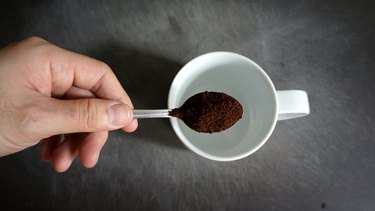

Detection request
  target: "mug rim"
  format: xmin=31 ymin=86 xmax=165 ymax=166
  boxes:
xmin=168 ymin=51 xmax=278 ymax=161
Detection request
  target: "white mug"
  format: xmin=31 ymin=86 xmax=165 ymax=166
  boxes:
xmin=168 ymin=52 xmax=309 ymax=161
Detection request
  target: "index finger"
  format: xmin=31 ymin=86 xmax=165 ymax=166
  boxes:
xmin=47 ymin=45 xmax=138 ymax=131
xmin=48 ymin=47 xmax=130 ymax=103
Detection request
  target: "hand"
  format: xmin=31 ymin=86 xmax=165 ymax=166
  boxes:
xmin=0 ymin=37 xmax=138 ymax=172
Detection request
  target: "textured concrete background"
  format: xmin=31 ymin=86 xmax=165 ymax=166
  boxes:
xmin=0 ymin=0 xmax=374 ymax=210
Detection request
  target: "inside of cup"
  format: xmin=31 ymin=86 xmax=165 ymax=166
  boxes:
xmin=168 ymin=52 xmax=277 ymax=161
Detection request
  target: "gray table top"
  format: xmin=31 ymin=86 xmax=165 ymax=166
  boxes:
xmin=1 ymin=1 xmax=374 ymax=210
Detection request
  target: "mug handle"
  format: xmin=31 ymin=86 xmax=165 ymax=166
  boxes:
xmin=276 ymin=90 xmax=310 ymax=120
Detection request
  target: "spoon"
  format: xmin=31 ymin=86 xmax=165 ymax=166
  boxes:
xmin=131 ymin=91 xmax=243 ymax=133
xmin=133 ymin=109 xmax=170 ymax=119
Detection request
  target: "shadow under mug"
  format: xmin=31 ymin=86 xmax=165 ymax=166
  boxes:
xmin=168 ymin=52 xmax=309 ymax=161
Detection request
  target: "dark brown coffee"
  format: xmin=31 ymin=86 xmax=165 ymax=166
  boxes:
xmin=169 ymin=91 xmax=243 ymax=133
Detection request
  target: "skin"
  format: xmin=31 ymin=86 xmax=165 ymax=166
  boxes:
xmin=0 ymin=36 xmax=138 ymax=172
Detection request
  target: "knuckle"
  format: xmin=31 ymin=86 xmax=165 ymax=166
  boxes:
xmin=24 ymin=36 xmax=47 ymax=44
xmin=99 ymin=61 xmax=111 ymax=71
xmin=18 ymin=36 xmax=50 ymax=50
xmin=78 ymin=99 xmax=100 ymax=130
xmin=9 ymin=37 xmax=53 ymax=61
xmin=16 ymin=37 xmax=54 ymax=59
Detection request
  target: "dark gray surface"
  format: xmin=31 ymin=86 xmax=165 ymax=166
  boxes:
xmin=0 ymin=0 xmax=374 ymax=210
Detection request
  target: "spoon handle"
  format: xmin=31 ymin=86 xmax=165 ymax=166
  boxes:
xmin=132 ymin=109 xmax=171 ymax=119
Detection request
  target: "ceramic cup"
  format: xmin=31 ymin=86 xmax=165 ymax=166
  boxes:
xmin=168 ymin=52 xmax=309 ymax=161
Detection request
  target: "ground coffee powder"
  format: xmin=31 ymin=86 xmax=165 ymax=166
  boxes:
xmin=169 ymin=91 xmax=243 ymax=133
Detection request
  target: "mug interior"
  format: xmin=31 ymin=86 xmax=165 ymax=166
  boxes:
xmin=168 ymin=52 xmax=277 ymax=161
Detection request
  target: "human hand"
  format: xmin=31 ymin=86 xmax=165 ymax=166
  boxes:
xmin=0 ymin=37 xmax=138 ymax=172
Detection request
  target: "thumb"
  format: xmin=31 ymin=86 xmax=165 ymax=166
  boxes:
xmin=38 ymin=98 xmax=133 ymax=138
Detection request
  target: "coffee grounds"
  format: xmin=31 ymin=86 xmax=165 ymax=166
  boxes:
xmin=169 ymin=91 xmax=243 ymax=133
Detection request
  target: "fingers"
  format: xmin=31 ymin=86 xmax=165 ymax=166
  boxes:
xmin=78 ymin=131 xmax=108 ymax=168
xmin=61 ymin=87 xmax=138 ymax=132
xmin=122 ymin=120 xmax=138 ymax=132
xmin=47 ymin=46 xmax=130 ymax=102
xmin=40 ymin=132 xmax=109 ymax=172
xmin=62 ymin=86 xmax=96 ymax=99
xmin=27 ymin=98 xmax=132 ymax=141
xmin=36 ymin=85 xmax=134 ymax=172
xmin=50 ymin=44 xmax=138 ymax=132
xmin=51 ymin=134 xmax=81 ymax=172
xmin=47 ymin=43 xmax=139 ymax=132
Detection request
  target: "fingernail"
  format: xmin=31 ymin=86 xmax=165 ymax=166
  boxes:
xmin=109 ymin=103 xmax=132 ymax=127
